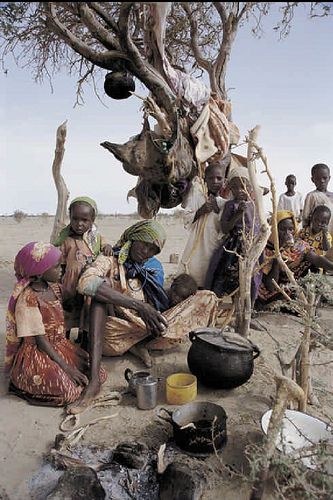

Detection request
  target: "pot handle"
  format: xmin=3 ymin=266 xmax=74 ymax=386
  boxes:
xmin=189 ymin=327 xmax=222 ymax=342
xmin=248 ymin=340 xmax=260 ymax=359
xmin=156 ymin=407 xmax=173 ymax=424
xmin=124 ymin=368 xmax=133 ymax=382
xmin=189 ymin=331 xmax=196 ymax=343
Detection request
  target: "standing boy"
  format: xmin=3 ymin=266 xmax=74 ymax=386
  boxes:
xmin=303 ymin=163 xmax=333 ymax=261
xmin=177 ymin=162 xmax=226 ymax=288
xmin=278 ymin=174 xmax=303 ymax=222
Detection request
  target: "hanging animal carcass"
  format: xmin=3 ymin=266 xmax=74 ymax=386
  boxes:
xmin=101 ymin=116 xmax=197 ymax=217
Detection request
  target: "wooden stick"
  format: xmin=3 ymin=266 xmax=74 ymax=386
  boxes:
xmin=299 ymin=288 xmax=316 ymax=411
xmin=250 ymin=373 xmax=305 ymax=500
xmin=236 ymin=125 xmax=270 ymax=336
xmin=271 ymin=278 xmax=292 ymax=302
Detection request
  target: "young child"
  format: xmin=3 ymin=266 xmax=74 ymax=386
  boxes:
xmin=298 ymin=205 xmax=332 ymax=256
xmin=177 ymin=162 xmax=226 ymax=287
xmin=166 ymin=273 xmax=198 ymax=308
xmin=278 ymin=174 xmax=303 ymax=222
xmin=205 ymin=167 xmax=261 ymax=301
xmin=5 ymin=241 xmax=106 ymax=407
xmin=55 ymin=196 xmax=112 ymax=343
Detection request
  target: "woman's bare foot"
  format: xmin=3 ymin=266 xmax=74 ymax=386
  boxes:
xmin=67 ymin=380 xmax=101 ymax=414
xmin=129 ymin=345 xmax=153 ymax=368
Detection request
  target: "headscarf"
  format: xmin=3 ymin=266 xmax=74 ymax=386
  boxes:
xmin=54 ymin=196 xmax=101 ymax=257
xmin=70 ymin=196 xmax=98 ymax=215
xmin=267 ymin=211 xmax=298 ymax=249
xmin=5 ymin=242 xmax=62 ymax=376
xmin=276 ymin=210 xmax=297 ymax=232
xmin=116 ymin=220 xmax=166 ymax=265
xmin=264 ymin=213 xmax=309 ymax=279
xmin=114 ymin=220 xmax=169 ymax=311
xmin=228 ymin=165 xmax=250 ymax=182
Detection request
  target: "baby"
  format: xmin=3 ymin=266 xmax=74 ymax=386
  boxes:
xmin=166 ymin=273 xmax=198 ymax=308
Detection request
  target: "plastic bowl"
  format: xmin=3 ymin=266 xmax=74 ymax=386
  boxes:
xmin=261 ymin=409 xmax=333 ymax=472
xmin=166 ymin=373 xmax=197 ymax=405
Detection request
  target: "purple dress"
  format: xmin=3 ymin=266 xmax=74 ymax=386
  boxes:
xmin=205 ymin=200 xmax=262 ymax=301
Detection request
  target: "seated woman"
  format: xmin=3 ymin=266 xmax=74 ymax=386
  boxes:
xmin=69 ymin=220 xmax=218 ymax=414
xmin=5 ymin=241 xmax=106 ymax=407
xmin=256 ymin=210 xmax=333 ymax=307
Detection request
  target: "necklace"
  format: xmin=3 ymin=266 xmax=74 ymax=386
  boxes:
xmin=127 ymin=270 xmax=147 ymax=292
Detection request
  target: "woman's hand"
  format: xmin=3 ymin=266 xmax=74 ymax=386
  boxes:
xmin=136 ymin=302 xmax=168 ymax=337
xmin=66 ymin=366 xmax=89 ymax=386
xmin=102 ymin=244 xmax=113 ymax=256
xmin=322 ymin=226 xmax=330 ymax=252
xmin=35 ymin=335 xmax=89 ymax=386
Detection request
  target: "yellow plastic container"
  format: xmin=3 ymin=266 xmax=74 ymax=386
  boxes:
xmin=166 ymin=373 xmax=197 ymax=405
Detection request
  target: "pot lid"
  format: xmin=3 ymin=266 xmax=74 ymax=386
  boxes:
xmin=192 ymin=329 xmax=256 ymax=353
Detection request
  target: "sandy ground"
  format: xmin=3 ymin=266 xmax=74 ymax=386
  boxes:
xmin=0 ymin=215 xmax=332 ymax=499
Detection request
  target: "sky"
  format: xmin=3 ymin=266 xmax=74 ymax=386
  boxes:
xmin=1 ymin=4 xmax=333 ymax=215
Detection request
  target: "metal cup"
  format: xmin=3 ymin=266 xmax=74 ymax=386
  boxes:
xmin=136 ymin=376 xmax=158 ymax=410
xmin=124 ymin=368 xmax=151 ymax=395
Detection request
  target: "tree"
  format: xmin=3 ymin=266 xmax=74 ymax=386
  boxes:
xmin=0 ymin=2 xmax=331 ymax=219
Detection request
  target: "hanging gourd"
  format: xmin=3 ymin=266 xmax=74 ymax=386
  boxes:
xmin=104 ymin=71 xmax=135 ymax=100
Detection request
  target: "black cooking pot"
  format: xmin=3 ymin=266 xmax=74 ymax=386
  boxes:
xmin=187 ymin=328 xmax=260 ymax=389
xmin=157 ymin=401 xmax=227 ymax=456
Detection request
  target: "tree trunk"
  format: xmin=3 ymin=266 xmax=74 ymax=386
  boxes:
xmin=50 ymin=121 xmax=69 ymax=244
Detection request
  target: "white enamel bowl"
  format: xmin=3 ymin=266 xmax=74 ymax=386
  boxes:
xmin=261 ymin=409 xmax=333 ymax=472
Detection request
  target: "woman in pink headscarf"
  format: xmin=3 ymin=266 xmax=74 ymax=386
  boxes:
xmin=5 ymin=241 xmax=106 ymax=407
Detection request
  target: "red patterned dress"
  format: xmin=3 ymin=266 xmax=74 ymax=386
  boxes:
xmin=10 ymin=283 xmax=106 ymax=406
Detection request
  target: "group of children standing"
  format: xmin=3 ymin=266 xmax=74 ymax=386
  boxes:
xmin=177 ymin=161 xmax=333 ymax=303
xmin=278 ymin=163 xmax=333 ymax=257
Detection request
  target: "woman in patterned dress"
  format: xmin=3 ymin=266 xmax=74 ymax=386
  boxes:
xmin=256 ymin=211 xmax=333 ymax=307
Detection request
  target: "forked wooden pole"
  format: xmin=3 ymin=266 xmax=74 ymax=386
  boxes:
xmin=50 ymin=121 xmax=70 ymax=244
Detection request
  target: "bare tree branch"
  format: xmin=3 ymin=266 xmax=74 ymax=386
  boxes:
xmin=180 ymin=3 xmax=212 ymax=72
xmin=118 ymin=2 xmax=176 ymax=118
xmin=76 ymin=3 xmax=121 ymax=51
xmin=212 ymin=2 xmax=227 ymax=25
xmin=212 ymin=3 xmax=239 ymax=98
xmin=44 ymin=3 xmax=129 ymax=69
xmin=90 ymin=2 xmax=120 ymax=35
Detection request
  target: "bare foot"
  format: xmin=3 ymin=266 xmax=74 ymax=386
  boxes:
xmin=67 ymin=381 xmax=101 ymax=415
xmin=129 ymin=345 xmax=153 ymax=368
